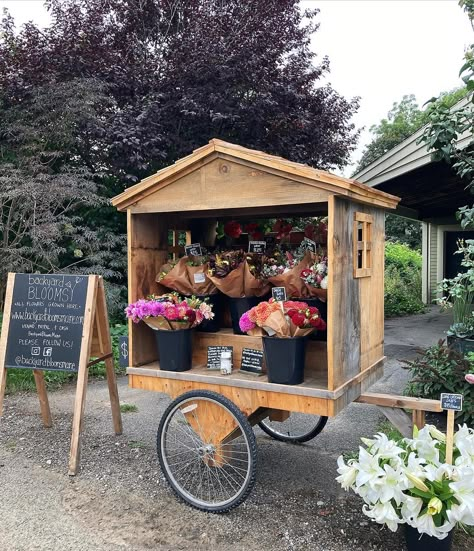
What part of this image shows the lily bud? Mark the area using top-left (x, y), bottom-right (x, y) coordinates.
top-left (427, 497), bottom-right (443, 516)
top-left (428, 426), bottom-right (446, 442)
top-left (406, 472), bottom-right (430, 493)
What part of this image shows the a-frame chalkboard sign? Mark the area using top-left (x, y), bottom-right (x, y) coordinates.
top-left (0, 273), bottom-right (122, 475)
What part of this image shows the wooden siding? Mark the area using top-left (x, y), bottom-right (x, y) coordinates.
top-left (130, 157), bottom-right (330, 213)
top-left (327, 196), bottom-right (385, 390)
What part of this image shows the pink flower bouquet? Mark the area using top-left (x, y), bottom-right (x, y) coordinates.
top-left (125, 293), bottom-right (214, 330)
top-left (239, 299), bottom-right (326, 338)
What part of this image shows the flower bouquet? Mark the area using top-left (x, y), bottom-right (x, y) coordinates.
top-left (262, 249), bottom-right (314, 298)
top-left (125, 294), bottom-right (214, 372)
top-left (239, 299), bottom-right (326, 384)
top-left (207, 250), bottom-right (270, 298)
top-left (156, 255), bottom-right (217, 296)
top-left (336, 424), bottom-right (474, 549)
top-left (300, 256), bottom-right (328, 300)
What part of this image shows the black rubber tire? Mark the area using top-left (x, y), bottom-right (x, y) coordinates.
top-left (258, 413), bottom-right (328, 443)
top-left (157, 390), bottom-right (257, 513)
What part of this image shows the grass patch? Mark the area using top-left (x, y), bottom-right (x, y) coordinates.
top-left (128, 440), bottom-right (147, 449)
top-left (120, 403), bottom-right (138, 413)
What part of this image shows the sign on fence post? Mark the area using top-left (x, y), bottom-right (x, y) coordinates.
top-left (0, 273), bottom-right (122, 475)
top-left (440, 392), bottom-right (463, 464)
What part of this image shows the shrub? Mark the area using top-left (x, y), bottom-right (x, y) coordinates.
top-left (385, 242), bottom-right (424, 317)
top-left (402, 340), bottom-right (474, 426)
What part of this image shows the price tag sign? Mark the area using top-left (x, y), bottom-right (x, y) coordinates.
top-left (440, 393), bottom-right (463, 411)
top-left (272, 287), bottom-right (287, 302)
top-left (207, 346), bottom-right (233, 370)
top-left (240, 348), bottom-right (264, 375)
top-left (302, 237), bottom-right (317, 253)
top-left (193, 272), bottom-right (206, 284)
top-left (264, 236), bottom-right (276, 247)
top-left (118, 336), bottom-right (129, 369)
top-left (185, 243), bottom-right (203, 257)
top-left (248, 241), bottom-right (266, 254)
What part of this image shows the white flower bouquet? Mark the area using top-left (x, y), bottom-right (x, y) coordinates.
top-left (336, 424), bottom-right (474, 540)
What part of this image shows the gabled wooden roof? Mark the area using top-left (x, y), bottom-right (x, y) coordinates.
top-left (111, 139), bottom-right (400, 211)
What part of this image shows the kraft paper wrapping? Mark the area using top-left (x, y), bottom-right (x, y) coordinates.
top-left (208, 261), bottom-right (271, 298)
top-left (267, 251), bottom-right (313, 299)
top-left (305, 287), bottom-right (328, 301)
top-left (144, 317), bottom-right (192, 331)
top-left (260, 310), bottom-right (315, 338)
top-left (157, 256), bottom-right (217, 296)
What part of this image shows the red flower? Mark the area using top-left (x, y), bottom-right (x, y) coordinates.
top-left (304, 224), bottom-right (316, 239)
top-left (244, 223), bottom-right (259, 233)
top-left (251, 231), bottom-right (264, 240)
top-left (291, 313), bottom-right (306, 327)
top-left (185, 309), bottom-right (196, 323)
top-left (301, 268), bottom-right (311, 278)
top-left (224, 220), bottom-right (242, 238)
top-left (308, 306), bottom-right (319, 316)
top-left (273, 219), bottom-right (293, 239)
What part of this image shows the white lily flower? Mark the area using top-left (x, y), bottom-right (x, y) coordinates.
top-left (354, 447), bottom-right (385, 488)
top-left (400, 495), bottom-right (423, 526)
top-left (370, 464), bottom-right (409, 505)
top-left (336, 455), bottom-right (357, 490)
top-left (449, 465), bottom-right (474, 515)
top-left (424, 463), bottom-right (456, 482)
top-left (362, 502), bottom-right (402, 532)
top-left (447, 502), bottom-right (474, 526)
top-left (454, 424), bottom-right (474, 467)
top-left (415, 514), bottom-right (454, 539)
top-left (428, 426), bottom-right (447, 443)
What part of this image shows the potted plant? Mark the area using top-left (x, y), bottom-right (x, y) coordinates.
top-left (239, 299), bottom-right (326, 384)
top-left (336, 424), bottom-right (474, 550)
top-left (125, 293), bottom-right (214, 372)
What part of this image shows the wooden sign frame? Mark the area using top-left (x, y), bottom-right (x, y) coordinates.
top-left (0, 273), bottom-right (122, 475)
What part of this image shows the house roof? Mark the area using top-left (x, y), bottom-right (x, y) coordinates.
top-left (353, 95), bottom-right (472, 187)
top-left (111, 138), bottom-right (400, 211)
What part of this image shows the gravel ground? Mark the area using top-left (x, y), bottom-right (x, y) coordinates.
top-left (1, 308), bottom-right (472, 551)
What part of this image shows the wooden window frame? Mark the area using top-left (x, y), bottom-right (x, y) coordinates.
top-left (353, 212), bottom-right (373, 278)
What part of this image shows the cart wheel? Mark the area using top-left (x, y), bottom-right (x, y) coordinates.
top-left (157, 390), bottom-right (257, 513)
top-left (258, 413), bottom-right (328, 443)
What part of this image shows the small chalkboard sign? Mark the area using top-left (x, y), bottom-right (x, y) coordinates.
top-left (185, 243), bottom-right (203, 257)
top-left (302, 237), bottom-right (317, 253)
top-left (264, 236), bottom-right (276, 248)
top-left (207, 345), bottom-right (233, 370)
top-left (119, 336), bottom-right (129, 369)
top-left (272, 287), bottom-right (287, 302)
top-left (441, 393), bottom-right (463, 411)
top-left (240, 348), bottom-right (264, 375)
top-left (248, 241), bottom-right (266, 254)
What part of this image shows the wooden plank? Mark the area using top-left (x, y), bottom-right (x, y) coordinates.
top-left (327, 196), bottom-right (361, 389)
top-left (129, 374), bottom-right (333, 416)
top-left (354, 212), bottom-right (374, 223)
top-left (95, 278), bottom-right (123, 435)
top-left (33, 370), bottom-right (53, 428)
top-left (412, 409), bottom-right (425, 430)
top-left (378, 406), bottom-right (412, 439)
top-left (128, 211), bottom-right (169, 367)
top-left (446, 409), bottom-right (455, 464)
top-left (68, 275), bottom-right (99, 476)
top-left (355, 392), bottom-right (443, 412)
top-left (0, 273), bottom-right (15, 417)
top-left (134, 157), bottom-right (330, 213)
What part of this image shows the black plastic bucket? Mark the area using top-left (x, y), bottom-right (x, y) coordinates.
top-left (229, 296), bottom-right (261, 335)
top-left (154, 328), bottom-right (192, 372)
top-left (192, 294), bottom-right (221, 333)
top-left (262, 336), bottom-right (306, 385)
top-left (404, 525), bottom-right (453, 551)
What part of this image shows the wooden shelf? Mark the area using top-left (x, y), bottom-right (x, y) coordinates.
top-left (127, 361), bottom-right (331, 399)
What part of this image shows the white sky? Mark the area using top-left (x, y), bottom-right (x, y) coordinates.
top-left (1, 0), bottom-right (473, 174)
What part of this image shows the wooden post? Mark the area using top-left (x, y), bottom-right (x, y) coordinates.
top-left (0, 273), bottom-right (14, 417)
top-left (445, 409), bottom-right (455, 465)
top-left (33, 370), bottom-right (52, 428)
top-left (94, 278), bottom-right (123, 436)
top-left (412, 409), bottom-right (425, 432)
top-left (68, 275), bottom-right (99, 476)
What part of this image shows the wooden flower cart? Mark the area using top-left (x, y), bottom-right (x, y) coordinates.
top-left (112, 139), bottom-right (439, 513)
